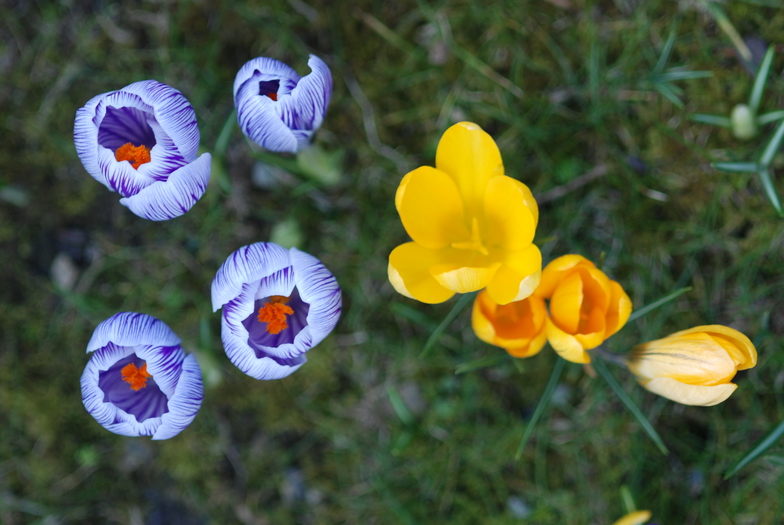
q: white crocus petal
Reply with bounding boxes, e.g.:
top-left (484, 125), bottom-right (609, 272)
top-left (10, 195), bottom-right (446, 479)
top-left (121, 153), bottom-right (211, 221)
top-left (286, 55), bottom-right (333, 135)
top-left (235, 78), bottom-right (299, 153)
top-left (73, 94), bottom-right (107, 186)
top-left (121, 80), bottom-right (200, 162)
top-left (98, 146), bottom-right (156, 198)
top-left (232, 56), bottom-right (301, 98)
top-left (211, 242), bottom-right (292, 311)
top-left (221, 314), bottom-right (305, 380)
top-left (290, 248), bottom-right (342, 344)
top-left (86, 312), bottom-right (181, 353)
top-left (153, 354), bottom-right (204, 440)
top-left (80, 343), bottom-right (134, 429)
top-left (136, 119), bottom-right (188, 182)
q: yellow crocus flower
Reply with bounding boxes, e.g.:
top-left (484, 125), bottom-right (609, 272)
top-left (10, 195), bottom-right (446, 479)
top-left (471, 289), bottom-right (548, 358)
top-left (611, 510), bottom-right (652, 525)
top-left (627, 325), bottom-right (758, 406)
top-left (535, 254), bottom-right (632, 363)
top-left (388, 122), bottom-right (541, 305)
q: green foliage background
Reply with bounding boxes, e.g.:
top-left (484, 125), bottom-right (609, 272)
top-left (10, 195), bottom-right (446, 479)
top-left (1, 0), bottom-right (784, 523)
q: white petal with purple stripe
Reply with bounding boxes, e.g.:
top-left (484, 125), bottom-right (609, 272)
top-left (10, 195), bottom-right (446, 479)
top-left (81, 312), bottom-right (203, 439)
top-left (211, 242), bottom-right (342, 380)
top-left (73, 80), bottom-right (209, 220)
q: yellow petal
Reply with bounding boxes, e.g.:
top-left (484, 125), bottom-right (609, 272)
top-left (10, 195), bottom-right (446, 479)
top-left (546, 317), bottom-right (590, 363)
top-left (640, 377), bottom-right (738, 406)
top-left (612, 510), bottom-right (652, 525)
top-left (395, 166), bottom-right (469, 249)
top-left (486, 245), bottom-right (542, 305)
top-left (574, 331), bottom-right (605, 350)
top-left (549, 271), bottom-right (583, 334)
top-left (388, 243), bottom-right (456, 304)
top-left (471, 291), bottom-right (499, 346)
top-left (671, 325), bottom-right (757, 370)
top-left (605, 280), bottom-right (632, 337)
top-left (506, 329), bottom-right (547, 358)
top-left (435, 122), bottom-right (503, 217)
top-left (535, 254), bottom-right (594, 299)
top-left (483, 175), bottom-right (538, 250)
top-left (627, 333), bottom-right (738, 386)
top-left (430, 261), bottom-right (501, 294)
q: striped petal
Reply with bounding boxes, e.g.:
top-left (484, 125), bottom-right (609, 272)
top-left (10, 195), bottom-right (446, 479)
top-left (86, 312), bottom-right (181, 353)
top-left (235, 75), bottom-right (299, 153)
top-left (74, 93), bottom-right (108, 186)
top-left (152, 354), bottom-right (204, 440)
top-left (120, 153), bottom-right (211, 221)
top-left (290, 247), bottom-right (342, 345)
top-left (211, 242), bottom-right (293, 311)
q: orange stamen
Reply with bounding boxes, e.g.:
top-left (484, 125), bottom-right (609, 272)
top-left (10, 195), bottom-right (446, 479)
top-left (257, 296), bottom-right (294, 334)
top-left (266, 92), bottom-right (278, 101)
top-left (121, 362), bottom-right (152, 391)
top-left (115, 142), bottom-right (151, 169)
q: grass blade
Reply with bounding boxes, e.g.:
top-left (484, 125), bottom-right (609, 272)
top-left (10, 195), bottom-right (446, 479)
top-left (214, 109), bottom-right (237, 159)
top-left (658, 69), bottom-right (712, 82)
top-left (704, 1), bottom-right (752, 63)
top-left (654, 82), bottom-right (684, 107)
top-left (653, 29), bottom-right (676, 75)
top-left (593, 358), bottom-right (669, 456)
top-left (455, 353), bottom-right (511, 374)
top-left (386, 385), bottom-right (416, 426)
top-left (712, 162), bottom-right (760, 173)
top-left (757, 110), bottom-right (784, 125)
top-left (628, 287), bottom-right (692, 322)
top-left (420, 292), bottom-right (476, 358)
top-left (757, 167), bottom-right (784, 217)
top-left (690, 114), bottom-right (732, 127)
top-left (725, 417), bottom-right (784, 478)
top-left (515, 358), bottom-right (566, 460)
top-left (749, 46), bottom-right (775, 113)
top-left (759, 118), bottom-right (784, 167)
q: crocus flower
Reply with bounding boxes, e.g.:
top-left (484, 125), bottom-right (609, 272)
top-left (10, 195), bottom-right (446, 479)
top-left (74, 80), bottom-right (211, 221)
top-left (388, 122), bottom-right (542, 305)
top-left (534, 254), bottom-right (631, 364)
top-left (471, 290), bottom-right (547, 358)
top-left (611, 510), bottom-right (653, 525)
top-left (233, 55), bottom-right (332, 153)
top-left (81, 312), bottom-right (203, 439)
top-left (626, 325), bottom-right (757, 406)
top-left (211, 242), bottom-right (341, 380)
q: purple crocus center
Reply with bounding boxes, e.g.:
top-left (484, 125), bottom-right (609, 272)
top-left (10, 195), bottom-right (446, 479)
top-left (241, 287), bottom-right (310, 355)
top-left (98, 353), bottom-right (169, 423)
top-left (259, 80), bottom-right (280, 101)
top-left (98, 106), bottom-right (158, 153)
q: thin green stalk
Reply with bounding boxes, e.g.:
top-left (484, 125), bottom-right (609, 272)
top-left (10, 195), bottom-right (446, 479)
top-left (515, 358), bottom-right (566, 460)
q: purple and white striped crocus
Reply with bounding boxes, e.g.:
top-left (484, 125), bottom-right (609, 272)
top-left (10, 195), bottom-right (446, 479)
top-left (233, 55), bottom-right (332, 153)
top-left (212, 242), bottom-right (342, 380)
top-left (81, 312), bottom-right (203, 439)
top-left (74, 80), bottom-right (211, 221)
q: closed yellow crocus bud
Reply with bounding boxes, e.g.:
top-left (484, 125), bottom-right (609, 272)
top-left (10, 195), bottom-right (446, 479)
top-left (535, 255), bottom-right (632, 364)
top-left (471, 289), bottom-right (547, 358)
top-left (626, 325), bottom-right (757, 406)
top-left (611, 510), bottom-right (652, 525)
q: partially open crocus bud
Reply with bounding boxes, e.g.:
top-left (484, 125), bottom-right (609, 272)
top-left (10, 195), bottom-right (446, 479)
top-left (535, 255), bottom-right (632, 364)
top-left (471, 290), bottom-right (547, 358)
top-left (626, 325), bottom-right (757, 406)
top-left (611, 510), bottom-right (652, 525)
top-left (731, 103), bottom-right (758, 140)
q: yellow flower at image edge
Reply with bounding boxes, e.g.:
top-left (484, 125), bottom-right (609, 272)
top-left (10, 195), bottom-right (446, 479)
top-left (536, 254), bottom-right (632, 364)
top-left (612, 510), bottom-right (652, 525)
top-left (388, 122), bottom-right (542, 305)
top-left (472, 290), bottom-right (547, 358)
top-left (627, 325), bottom-right (757, 406)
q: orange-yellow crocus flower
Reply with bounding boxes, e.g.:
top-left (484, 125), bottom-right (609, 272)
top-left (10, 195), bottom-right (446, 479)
top-left (388, 122), bottom-right (541, 305)
top-left (626, 325), bottom-right (757, 406)
top-left (472, 290), bottom-right (547, 358)
top-left (535, 254), bottom-right (632, 363)
top-left (611, 510), bottom-right (652, 525)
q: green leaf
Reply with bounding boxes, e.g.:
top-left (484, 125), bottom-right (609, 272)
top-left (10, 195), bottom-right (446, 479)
top-left (749, 46), bottom-right (775, 113)
top-left (759, 118), bottom-right (784, 167)
top-left (593, 358), bottom-right (669, 456)
top-left (389, 303), bottom-right (438, 331)
top-left (757, 167), bottom-right (784, 217)
top-left (653, 82), bottom-right (684, 108)
top-left (515, 358), bottom-right (566, 460)
top-left (455, 353), bottom-right (511, 374)
top-left (420, 292), bottom-right (476, 358)
top-left (757, 110), bottom-right (784, 125)
top-left (214, 109), bottom-right (237, 159)
top-left (658, 69), bottom-right (712, 82)
top-left (386, 385), bottom-right (416, 427)
top-left (712, 162), bottom-right (760, 173)
top-left (725, 417), bottom-right (784, 478)
top-left (653, 29), bottom-right (676, 75)
top-left (689, 114), bottom-right (732, 128)
top-left (628, 287), bottom-right (692, 323)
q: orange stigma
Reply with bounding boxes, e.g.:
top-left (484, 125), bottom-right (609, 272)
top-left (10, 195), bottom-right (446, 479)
top-left (257, 295), bottom-right (294, 334)
top-left (121, 362), bottom-right (152, 391)
top-left (266, 92), bottom-right (278, 101)
top-left (115, 142), bottom-right (151, 169)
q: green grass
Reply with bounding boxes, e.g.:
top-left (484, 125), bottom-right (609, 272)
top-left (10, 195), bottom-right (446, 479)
top-left (2, 0), bottom-right (784, 523)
